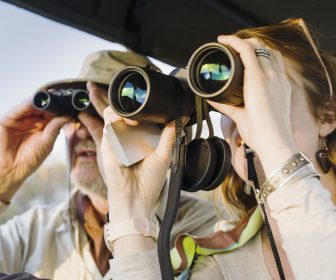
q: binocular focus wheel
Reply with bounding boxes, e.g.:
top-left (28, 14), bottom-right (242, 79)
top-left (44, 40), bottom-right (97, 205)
top-left (182, 138), bottom-right (217, 192)
top-left (202, 137), bottom-right (232, 191)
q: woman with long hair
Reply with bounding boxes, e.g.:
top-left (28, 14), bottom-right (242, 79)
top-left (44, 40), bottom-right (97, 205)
top-left (93, 18), bottom-right (336, 279)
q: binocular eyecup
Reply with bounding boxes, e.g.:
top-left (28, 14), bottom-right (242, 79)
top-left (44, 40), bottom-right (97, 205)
top-left (33, 89), bottom-right (98, 116)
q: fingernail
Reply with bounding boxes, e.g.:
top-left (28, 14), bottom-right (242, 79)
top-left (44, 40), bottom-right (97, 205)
top-left (87, 81), bottom-right (96, 90)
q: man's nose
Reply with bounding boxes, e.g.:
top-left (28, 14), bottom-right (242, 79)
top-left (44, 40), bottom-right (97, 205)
top-left (75, 122), bottom-right (90, 139)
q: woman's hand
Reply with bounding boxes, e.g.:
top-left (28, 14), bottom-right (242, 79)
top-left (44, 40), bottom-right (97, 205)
top-left (100, 106), bottom-right (175, 223)
top-left (79, 81), bottom-right (175, 219)
top-left (0, 98), bottom-right (72, 203)
top-left (209, 35), bottom-right (300, 175)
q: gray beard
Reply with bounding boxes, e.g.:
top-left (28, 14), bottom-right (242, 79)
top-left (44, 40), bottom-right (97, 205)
top-left (70, 167), bottom-right (107, 199)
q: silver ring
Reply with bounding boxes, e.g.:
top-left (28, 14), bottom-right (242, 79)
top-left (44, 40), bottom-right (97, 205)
top-left (255, 48), bottom-right (270, 59)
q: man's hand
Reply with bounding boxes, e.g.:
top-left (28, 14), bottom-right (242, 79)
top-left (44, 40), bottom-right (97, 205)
top-left (0, 98), bottom-right (72, 203)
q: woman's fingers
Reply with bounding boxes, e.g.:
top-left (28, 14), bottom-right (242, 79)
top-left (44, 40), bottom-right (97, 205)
top-left (102, 105), bottom-right (139, 127)
top-left (154, 120), bottom-right (175, 166)
top-left (124, 119), bottom-right (139, 126)
top-left (270, 49), bottom-right (287, 75)
top-left (87, 82), bottom-right (109, 118)
top-left (217, 35), bottom-right (262, 76)
top-left (207, 100), bottom-right (242, 123)
top-left (218, 35), bottom-right (286, 79)
top-left (103, 106), bottom-right (123, 124)
top-left (244, 38), bottom-right (273, 74)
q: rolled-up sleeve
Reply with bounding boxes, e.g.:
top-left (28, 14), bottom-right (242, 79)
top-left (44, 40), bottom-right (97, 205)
top-left (0, 214), bottom-right (24, 273)
top-left (268, 177), bottom-right (336, 279)
top-left (109, 249), bottom-right (161, 280)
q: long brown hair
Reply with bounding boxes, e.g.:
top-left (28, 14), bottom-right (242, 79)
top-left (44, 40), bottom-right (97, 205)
top-left (214, 18), bottom-right (336, 222)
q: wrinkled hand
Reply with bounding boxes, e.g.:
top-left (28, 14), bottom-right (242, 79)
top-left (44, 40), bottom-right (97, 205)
top-left (0, 98), bottom-right (72, 202)
top-left (208, 36), bottom-right (299, 175)
top-left (100, 107), bottom-right (175, 223)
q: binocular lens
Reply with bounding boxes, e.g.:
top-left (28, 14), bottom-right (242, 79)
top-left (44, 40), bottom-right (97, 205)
top-left (33, 91), bottom-right (51, 109)
top-left (118, 72), bottom-right (147, 113)
top-left (72, 90), bottom-right (90, 110)
top-left (188, 43), bottom-right (243, 104)
top-left (196, 50), bottom-right (232, 94)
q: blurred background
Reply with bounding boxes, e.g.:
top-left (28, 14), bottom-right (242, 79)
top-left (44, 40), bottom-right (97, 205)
top-left (0, 1), bottom-right (177, 222)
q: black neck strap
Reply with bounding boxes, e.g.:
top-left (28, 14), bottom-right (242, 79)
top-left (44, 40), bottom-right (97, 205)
top-left (157, 77), bottom-right (185, 280)
top-left (244, 144), bottom-right (286, 280)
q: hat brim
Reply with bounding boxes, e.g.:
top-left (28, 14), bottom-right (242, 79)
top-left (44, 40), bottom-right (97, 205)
top-left (34, 78), bottom-right (109, 93)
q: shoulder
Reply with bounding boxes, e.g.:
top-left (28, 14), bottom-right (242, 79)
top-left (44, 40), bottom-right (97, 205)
top-left (191, 232), bottom-right (270, 279)
top-left (177, 194), bottom-right (216, 221)
top-left (172, 194), bottom-right (218, 238)
top-left (178, 194), bottom-right (214, 212)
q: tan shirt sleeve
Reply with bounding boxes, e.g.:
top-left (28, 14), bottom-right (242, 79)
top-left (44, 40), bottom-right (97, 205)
top-left (0, 213), bottom-right (25, 272)
top-left (109, 249), bottom-right (161, 280)
top-left (109, 249), bottom-right (225, 280)
top-left (268, 177), bottom-right (336, 279)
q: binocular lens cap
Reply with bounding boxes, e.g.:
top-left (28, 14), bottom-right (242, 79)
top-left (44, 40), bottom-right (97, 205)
top-left (182, 138), bottom-right (217, 192)
top-left (203, 137), bottom-right (232, 191)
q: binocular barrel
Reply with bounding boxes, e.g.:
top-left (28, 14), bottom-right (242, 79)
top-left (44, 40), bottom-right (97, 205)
top-left (108, 66), bottom-right (195, 123)
top-left (187, 43), bottom-right (244, 105)
top-left (33, 89), bottom-right (97, 116)
top-left (33, 43), bottom-right (244, 122)
top-left (108, 43), bottom-right (244, 123)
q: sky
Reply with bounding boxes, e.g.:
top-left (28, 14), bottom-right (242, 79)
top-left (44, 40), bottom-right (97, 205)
top-left (0, 1), bottom-right (222, 165)
top-left (0, 1), bottom-right (177, 164)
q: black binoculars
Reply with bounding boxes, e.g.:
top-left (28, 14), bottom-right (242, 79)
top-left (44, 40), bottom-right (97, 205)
top-left (108, 42), bottom-right (244, 123)
top-left (33, 88), bottom-right (98, 116)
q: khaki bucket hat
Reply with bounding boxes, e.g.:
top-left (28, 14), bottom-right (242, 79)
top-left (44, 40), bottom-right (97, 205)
top-left (35, 50), bottom-right (161, 91)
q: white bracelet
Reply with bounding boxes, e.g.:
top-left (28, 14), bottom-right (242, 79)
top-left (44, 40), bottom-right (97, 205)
top-left (104, 217), bottom-right (159, 253)
top-left (256, 153), bottom-right (320, 204)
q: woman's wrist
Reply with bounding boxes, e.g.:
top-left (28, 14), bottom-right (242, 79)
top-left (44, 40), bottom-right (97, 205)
top-left (256, 138), bottom-right (300, 178)
top-left (106, 197), bottom-right (158, 257)
top-left (112, 235), bottom-right (156, 257)
top-left (106, 196), bottom-right (158, 257)
top-left (108, 197), bottom-right (155, 223)
top-left (256, 153), bottom-right (319, 204)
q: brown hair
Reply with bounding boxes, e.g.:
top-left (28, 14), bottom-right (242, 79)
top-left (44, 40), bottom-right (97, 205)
top-left (214, 18), bottom-right (336, 222)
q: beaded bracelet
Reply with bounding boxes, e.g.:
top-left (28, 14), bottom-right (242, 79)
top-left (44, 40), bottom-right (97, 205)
top-left (256, 153), bottom-right (320, 204)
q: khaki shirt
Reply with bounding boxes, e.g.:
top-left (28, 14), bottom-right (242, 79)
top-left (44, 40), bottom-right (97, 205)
top-left (0, 193), bottom-right (218, 279)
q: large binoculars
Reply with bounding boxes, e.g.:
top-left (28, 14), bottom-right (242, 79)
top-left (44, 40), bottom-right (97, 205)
top-left (33, 88), bottom-right (98, 116)
top-left (108, 42), bottom-right (243, 123)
